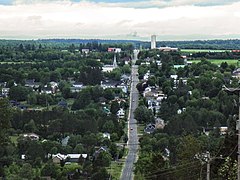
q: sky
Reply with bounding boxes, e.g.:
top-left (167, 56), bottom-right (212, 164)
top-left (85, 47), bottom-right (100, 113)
top-left (0, 0), bottom-right (240, 40)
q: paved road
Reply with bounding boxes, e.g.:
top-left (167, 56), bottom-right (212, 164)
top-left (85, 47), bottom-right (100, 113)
top-left (121, 50), bottom-right (139, 180)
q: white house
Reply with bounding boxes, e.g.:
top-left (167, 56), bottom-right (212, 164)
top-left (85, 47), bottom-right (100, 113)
top-left (117, 108), bottom-right (125, 119)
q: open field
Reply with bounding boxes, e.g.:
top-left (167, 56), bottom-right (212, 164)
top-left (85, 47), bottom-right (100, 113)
top-left (190, 59), bottom-right (239, 66)
top-left (181, 49), bottom-right (231, 53)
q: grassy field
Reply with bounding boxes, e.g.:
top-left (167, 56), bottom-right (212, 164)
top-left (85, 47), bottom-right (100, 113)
top-left (190, 59), bottom-right (238, 66)
top-left (0, 61), bottom-right (41, 64)
top-left (181, 49), bottom-right (231, 53)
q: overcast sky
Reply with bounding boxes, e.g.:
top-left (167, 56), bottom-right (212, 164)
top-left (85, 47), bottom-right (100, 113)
top-left (0, 0), bottom-right (240, 40)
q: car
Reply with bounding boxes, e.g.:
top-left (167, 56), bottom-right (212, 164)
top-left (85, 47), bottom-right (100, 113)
top-left (130, 128), bottom-right (133, 130)
top-left (132, 100), bottom-right (135, 102)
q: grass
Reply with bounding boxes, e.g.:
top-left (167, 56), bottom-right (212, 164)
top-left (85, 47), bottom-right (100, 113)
top-left (189, 59), bottom-right (239, 66)
top-left (181, 49), bottom-right (231, 53)
top-left (0, 61), bottom-right (41, 64)
top-left (108, 148), bottom-right (129, 180)
top-left (137, 123), bottom-right (145, 135)
top-left (10, 135), bottom-right (19, 145)
top-left (66, 98), bottom-right (75, 106)
top-left (108, 161), bottom-right (125, 180)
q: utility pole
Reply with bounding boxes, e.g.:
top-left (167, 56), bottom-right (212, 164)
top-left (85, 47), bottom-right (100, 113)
top-left (207, 152), bottom-right (210, 180)
top-left (222, 86), bottom-right (240, 180)
top-left (196, 151), bottom-right (224, 180)
top-left (238, 91), bottom-right (240, 180)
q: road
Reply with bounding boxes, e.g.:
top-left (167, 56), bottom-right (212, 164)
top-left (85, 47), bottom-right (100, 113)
top-left (121, 50), bottom-right (139, 180)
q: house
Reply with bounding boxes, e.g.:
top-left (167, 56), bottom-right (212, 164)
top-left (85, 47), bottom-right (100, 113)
top-left (232, 68), bottom-right (240, 78)
top-left (49, 81), bottom-right (58, 92)
top-left (93, 146), bottom-right (108, 159)
top-left (25, 79), bottom-right (40, 88)
top-left (42, 86), bottom-right (53, 94)
top-left (23, 133), bottom-right (39, 141)
top-left (143, 71), bottom-right (150, 81)
top-left (58, 100), bottom-right (68, 108)
top-left (66, 154), bottom-right (88, 163)
top-left (170, 75), bottom-right (178, 80)
top-left (108, 48), bottom-right (121, 53)
top-left (121, 74), bottom-right (131, 82)
top-left (143, 87), bottom-right (161, 98)
top-left (155, 118), bottom-right (165, 129)
top-left (174, 65), bottom-right (186, 69)
top-left (99, 97), bottom-right (107, 105)
top-left (103, 132), bottom-right (111, 140)
top-left (158, 46), bottom-right (178, 52)
top-left (72, 82), bottom-right (83, 88)
top-left (102, 65), bottom-right (116, 72)
top-left (219, 126), bottom-right (228, 135)
top-left (2, 88), bottom-right (10, 96)
top-left (82, 49), bottom-right (90, 54)
top-left (100, 79), bottom-right (119, 89)
top-left (52, 153), bottom-right (88, 164)
top-left (117, 108), bottom-right (125, 119)
top-left (144, 123), bottom-right (156, 134)
top-left (70, 86), bottom-right (83, 93)
top-left (117, 83), bottom-right (128, 94)
top-left (52, 153), bottom-right (67, 164)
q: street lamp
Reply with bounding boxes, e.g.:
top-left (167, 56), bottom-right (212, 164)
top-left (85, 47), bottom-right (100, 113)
top-left (222, 85), bottom-right (240, 180)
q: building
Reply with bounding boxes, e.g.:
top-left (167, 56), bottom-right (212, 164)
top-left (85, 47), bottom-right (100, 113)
top-left (52, 153), bottom-right (88, 164)
top-left (158, 47), bottom-right (178, 52)
top-left (151, 35), bottom-right (156, 49)
top-left (102, 54), bottom-right (118, 72)
top-left (108, 48), bottom-right (121, 53)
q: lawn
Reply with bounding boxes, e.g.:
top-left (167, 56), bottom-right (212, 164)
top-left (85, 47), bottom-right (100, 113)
top-left (181, 49), bottom-right (231, 53)
top-left (108, 161), bottom-right (125, 180)
top-left (137, 123), bottom-right (145, 135)
top-left (10, 135), bottom-right (19, 145)
top-left (189, 59), bottom-right (239, 66)
top-left (108, 148), bottom-right (129, 180)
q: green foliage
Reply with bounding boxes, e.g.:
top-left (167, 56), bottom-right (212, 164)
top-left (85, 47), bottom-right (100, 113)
top-left (134, 105), bottom-right (154, 124)
top-left (9, 86), bottom-right (32, 101)
top-left (218, 157), bottom-right (237, 180)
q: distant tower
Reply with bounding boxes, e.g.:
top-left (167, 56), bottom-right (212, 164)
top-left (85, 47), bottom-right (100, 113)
top-left (113, 53), bottom-right (118, 68)
top-left (151, 35), bottom-right (156, 49)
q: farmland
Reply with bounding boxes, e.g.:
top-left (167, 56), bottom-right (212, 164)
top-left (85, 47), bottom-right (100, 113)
top-left (181, 49), bottom-right (231, 53)
top-left (189, 59), bottom-right (239, 66)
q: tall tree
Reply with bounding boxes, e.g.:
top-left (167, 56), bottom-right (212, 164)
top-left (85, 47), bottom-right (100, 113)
top-left (0, 98), bottom-right (12, 176)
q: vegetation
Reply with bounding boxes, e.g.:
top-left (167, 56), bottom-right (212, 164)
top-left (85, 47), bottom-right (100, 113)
top-left (134, 49), bottom-right (239, 179)
top-left (0, 41), bottom-right (132, 179)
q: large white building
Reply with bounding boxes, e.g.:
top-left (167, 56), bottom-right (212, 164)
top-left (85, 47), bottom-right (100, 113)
top-left (151, 35), bottom-right (156, 49)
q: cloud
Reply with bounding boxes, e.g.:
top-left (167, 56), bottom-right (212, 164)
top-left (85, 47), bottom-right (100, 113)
top-left (0, 0), bottom-right (240, 40)
top-left (7, 0), bottom-right (240, 8)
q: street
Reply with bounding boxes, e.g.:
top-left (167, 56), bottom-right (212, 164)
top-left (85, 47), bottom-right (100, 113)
top-left (121, 50), bottom-right (139, 180)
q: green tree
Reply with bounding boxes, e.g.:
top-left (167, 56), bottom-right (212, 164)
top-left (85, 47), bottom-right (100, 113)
top-left (19, 163), bottom-right (34, 180)
top-left (134, 105), bottom-right (154, 124)
top-left (0, 98), bottom-right (12, 176)
top-left (9, 86), bottom-right (31, 101)
top-left (41, 162), bottom-right (61, 178)
top-left (24, 119), bottom-right (37, 133)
